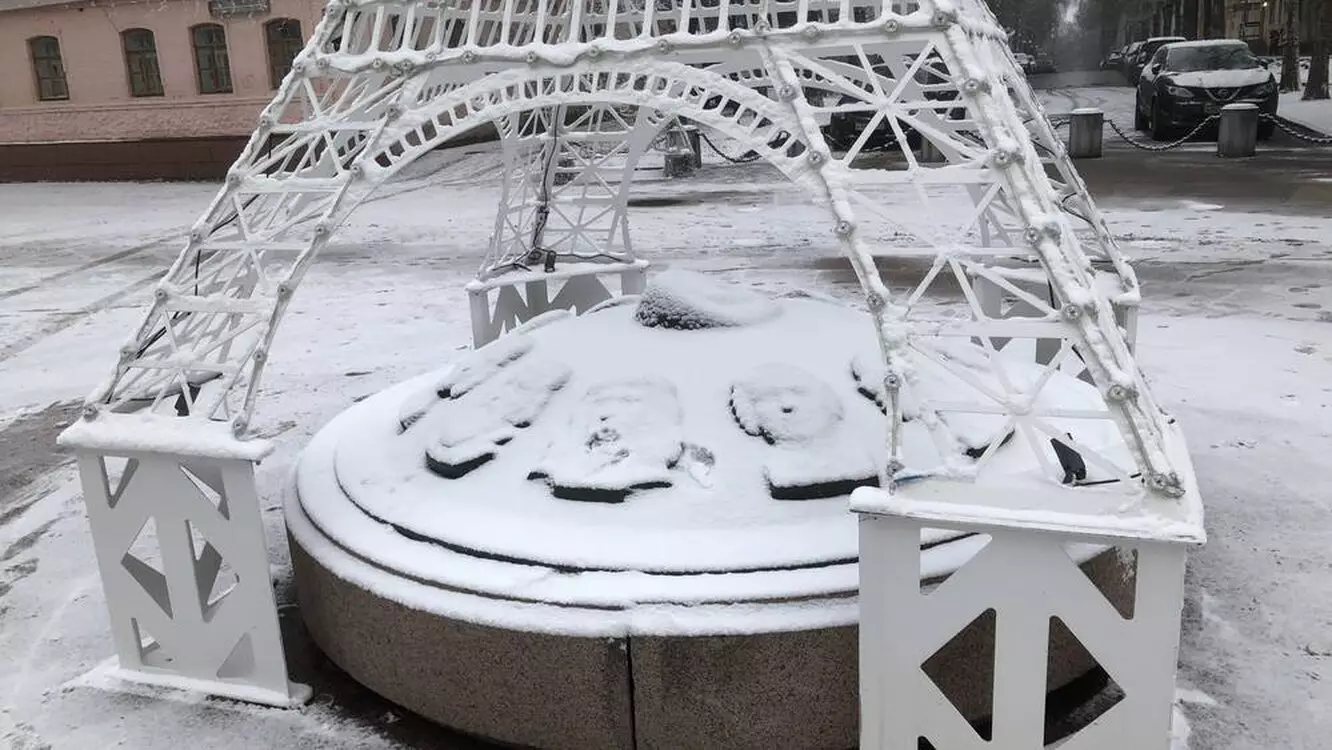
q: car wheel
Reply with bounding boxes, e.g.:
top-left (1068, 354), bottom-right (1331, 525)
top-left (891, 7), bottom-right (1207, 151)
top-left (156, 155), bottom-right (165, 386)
top-left (1257, 120), bottom-right (1275, 141)
top-left (1150, 98), bottom-right (1171, 141)
top-left (1134, 95), bottom-right (1149, 131)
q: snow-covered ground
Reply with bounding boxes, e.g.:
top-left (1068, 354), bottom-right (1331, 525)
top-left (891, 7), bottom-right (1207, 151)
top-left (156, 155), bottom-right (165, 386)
top-left (1, 143), bottom-right (1331, 749)
top-left (1280, 95), bottom-right (1332, 134)
top-left (1040, 85), bottom-right (1138, 129)
top-left (1267, 58), bottom-right (1332, 133)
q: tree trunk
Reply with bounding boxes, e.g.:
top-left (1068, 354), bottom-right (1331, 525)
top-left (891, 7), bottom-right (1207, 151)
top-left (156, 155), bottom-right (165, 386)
top-left (1281, 6), bottom-right (1301, 91)
top-left (1309, 42), bottom-right (1330, 99)
top-left (1304, 0), bottom-right (1330, 100)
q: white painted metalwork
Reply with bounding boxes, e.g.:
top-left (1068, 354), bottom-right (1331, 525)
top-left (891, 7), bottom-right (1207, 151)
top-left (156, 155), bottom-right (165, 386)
top-left (467, 259), bottom-right (648, 345)
top-left (59, 0), bottom-right (1200, 712)
top-left (60, 420), bottom-right (310, 707)
top-left (853, 422), bottom-right (1205, 748)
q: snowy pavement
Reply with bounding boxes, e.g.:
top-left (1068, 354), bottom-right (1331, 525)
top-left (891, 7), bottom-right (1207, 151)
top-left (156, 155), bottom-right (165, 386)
top-left (2, 140), bottom-right (1332, 749)
top-left (1280, 95), bottom-right (1332, 136)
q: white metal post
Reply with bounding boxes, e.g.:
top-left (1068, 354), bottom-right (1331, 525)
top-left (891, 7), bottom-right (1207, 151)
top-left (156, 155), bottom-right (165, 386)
top-left (853, 425), bottom-right (1203, 750)
top-left (60, 419), bottom-right (310, 707)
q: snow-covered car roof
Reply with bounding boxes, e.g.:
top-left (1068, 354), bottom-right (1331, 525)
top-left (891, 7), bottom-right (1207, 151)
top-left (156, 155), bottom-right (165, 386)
top-left (1146, 36), bottom-right (1188, 43)
top-left (1162, 39), bottom-right (1250, 50)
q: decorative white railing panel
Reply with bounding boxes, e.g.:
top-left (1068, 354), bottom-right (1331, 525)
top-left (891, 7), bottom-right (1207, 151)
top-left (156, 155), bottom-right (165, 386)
top-left (61, 423), bottom-right (310, 707)
top-left (853, 421), bottom-right (1204, 749)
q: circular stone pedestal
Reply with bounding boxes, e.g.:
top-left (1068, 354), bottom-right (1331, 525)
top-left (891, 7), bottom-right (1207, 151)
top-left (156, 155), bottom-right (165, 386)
top-left (289, 272), bottom-right (1133, 750)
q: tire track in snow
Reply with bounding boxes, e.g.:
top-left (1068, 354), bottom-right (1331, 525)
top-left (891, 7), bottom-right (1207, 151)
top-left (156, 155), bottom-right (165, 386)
top-left (0, 269), bottom-right (161, 365)
top-left (0, 235), bottom-right (179, 302)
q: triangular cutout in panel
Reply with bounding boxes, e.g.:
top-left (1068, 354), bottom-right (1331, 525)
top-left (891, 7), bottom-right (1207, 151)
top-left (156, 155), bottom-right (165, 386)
top-left (180, 464), bottom-right (229, 520)
top-left (120, 517), bottom-right (171, 618)
top-left (921, 607), bottom-right (995, 741)
top-left (132, 617), bottom-right (173, 669)
top-left (1045, 616), bottom-right (1126, 744)
top-left (216, 632), bottom-right (256, 680)
top-left (1061, 544), bottom-right (1137, 620)
top-left (921, 533), bottom-right (991, 594)
top-left (186, 519), bottom-right (238, 621)
top-left (102, 456), bottom-right (139, 510)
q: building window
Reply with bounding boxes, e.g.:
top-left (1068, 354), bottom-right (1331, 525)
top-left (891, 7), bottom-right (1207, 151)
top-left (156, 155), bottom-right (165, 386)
top-left (191, 23), bottom-right (233, 94)
top-left (122, 29), bottom-right (164, 97)
top-left (28, 36), bottom-right (69, 102)
top-left (265, 19), bottom-right (304, 89)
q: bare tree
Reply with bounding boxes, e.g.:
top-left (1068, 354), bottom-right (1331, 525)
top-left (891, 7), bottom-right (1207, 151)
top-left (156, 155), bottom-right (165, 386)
top-left (1281, 1), bottom-right (1301, 92)
top-left (990, 0), bottom-right (1060, 52)
top-left (1304, 0), bottom-right (1330, 99)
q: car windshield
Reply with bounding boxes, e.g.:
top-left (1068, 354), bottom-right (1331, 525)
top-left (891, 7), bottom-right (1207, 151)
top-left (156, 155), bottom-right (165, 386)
top-left (1166, 45), bottom-right (1261, 72)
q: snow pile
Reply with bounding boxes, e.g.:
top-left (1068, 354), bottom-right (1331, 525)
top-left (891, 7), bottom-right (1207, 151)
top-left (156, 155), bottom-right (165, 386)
top-left (730, 363), bottom-right (879, 499)
top-left (420, 348), bottom-right (571, 478)
top-left (634, 269), bottom-right (780, 330)
top-left (397, 334), bottom-right (534, 430)
top-left (325, 284), bottom-right (1127, 573)
top-left (528, 378), bottom-right (694, 502)
top-left (437, 333), bottom-right (534, 398)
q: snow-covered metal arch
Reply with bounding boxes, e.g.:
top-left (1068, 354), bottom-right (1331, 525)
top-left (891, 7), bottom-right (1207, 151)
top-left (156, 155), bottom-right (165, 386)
top-left (65, 0), bottom-right (1198, 517)
top-left (362, 60), bottom-right (821, 185)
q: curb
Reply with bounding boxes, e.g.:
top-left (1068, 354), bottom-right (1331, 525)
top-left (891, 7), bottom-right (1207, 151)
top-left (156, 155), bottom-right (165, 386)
top-left (1276, 113), bottom-right (1332, 138)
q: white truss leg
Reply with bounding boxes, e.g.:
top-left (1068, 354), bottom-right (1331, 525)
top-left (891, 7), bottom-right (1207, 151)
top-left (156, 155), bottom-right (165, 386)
top-left (61, 426), bottom-right (309, 707)
top-left (755, 40), bottom-right (914, 481)
top-left (481, 103), bottom-right (665, 279)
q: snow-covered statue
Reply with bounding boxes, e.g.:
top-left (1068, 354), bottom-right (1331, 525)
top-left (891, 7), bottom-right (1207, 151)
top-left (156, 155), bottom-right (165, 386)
top-left (396, 271), bottom-right (1121, 509)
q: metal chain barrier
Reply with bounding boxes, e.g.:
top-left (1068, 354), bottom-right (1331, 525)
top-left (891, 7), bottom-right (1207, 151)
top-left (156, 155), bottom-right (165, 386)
top-left (1262, 113), bottom-right (1332, 145)
top-left (697, 129), bottom-right (762, 164)
top-left (1105, 115), bottom-right (1219, 152)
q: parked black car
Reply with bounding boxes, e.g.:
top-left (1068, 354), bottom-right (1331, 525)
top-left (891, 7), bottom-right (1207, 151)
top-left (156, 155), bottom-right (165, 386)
top-left (1127, 36), bottom-right (1186, 84)
top-left (1120, 42), bottom-right (1144, 80)
top-left (1135, 39), bottom-right (1278, 140)
top-left (1028, 52), bottom-right (1057, 75)
top-left (1101, 47), bottom-right (1125, 71)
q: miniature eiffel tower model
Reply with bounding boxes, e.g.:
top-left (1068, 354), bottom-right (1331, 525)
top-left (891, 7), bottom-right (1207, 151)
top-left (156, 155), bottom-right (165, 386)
top-left (58, 0), bottom-right (1201, 715)
top-left (74, 0), bottom-right (1187, 498)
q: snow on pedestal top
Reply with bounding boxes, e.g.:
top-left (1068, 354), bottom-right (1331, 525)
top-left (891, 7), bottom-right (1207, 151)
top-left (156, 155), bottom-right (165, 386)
top-left (316, 272), bottom-right (1128, 574)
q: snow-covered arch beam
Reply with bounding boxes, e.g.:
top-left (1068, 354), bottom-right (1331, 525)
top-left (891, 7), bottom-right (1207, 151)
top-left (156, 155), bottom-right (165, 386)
top-left (361, 61), bottom-right (819, 184)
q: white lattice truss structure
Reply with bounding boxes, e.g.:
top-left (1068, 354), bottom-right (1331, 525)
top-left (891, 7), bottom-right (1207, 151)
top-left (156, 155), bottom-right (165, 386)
top-left (56, 0), bottom-right (1204, 733)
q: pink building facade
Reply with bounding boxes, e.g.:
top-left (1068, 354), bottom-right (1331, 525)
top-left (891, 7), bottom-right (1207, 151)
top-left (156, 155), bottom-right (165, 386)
top-left (0, 0), bottom-right (326, 180)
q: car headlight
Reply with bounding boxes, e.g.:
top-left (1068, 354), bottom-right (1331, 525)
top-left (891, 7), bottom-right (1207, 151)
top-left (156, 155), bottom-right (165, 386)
top-left (1164, 85), bottom-right (1194, 98)
top-left (1254, 80), bottom-right (1276, 95)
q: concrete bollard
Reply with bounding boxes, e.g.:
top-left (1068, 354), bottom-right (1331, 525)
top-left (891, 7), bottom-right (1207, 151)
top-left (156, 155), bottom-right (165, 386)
top-left (663, 152), bottom-right (695, 178)
top-left (683, 125), bottom-right (702, 168)
top-left (663, 123), bottom-right (700, 178)
top-left (918, 138), bottom-right (945, 164)
top-left (1068, 108), bottom-right (1104, 159)
top-left (1217, 103), bottom-right (1258, 158)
